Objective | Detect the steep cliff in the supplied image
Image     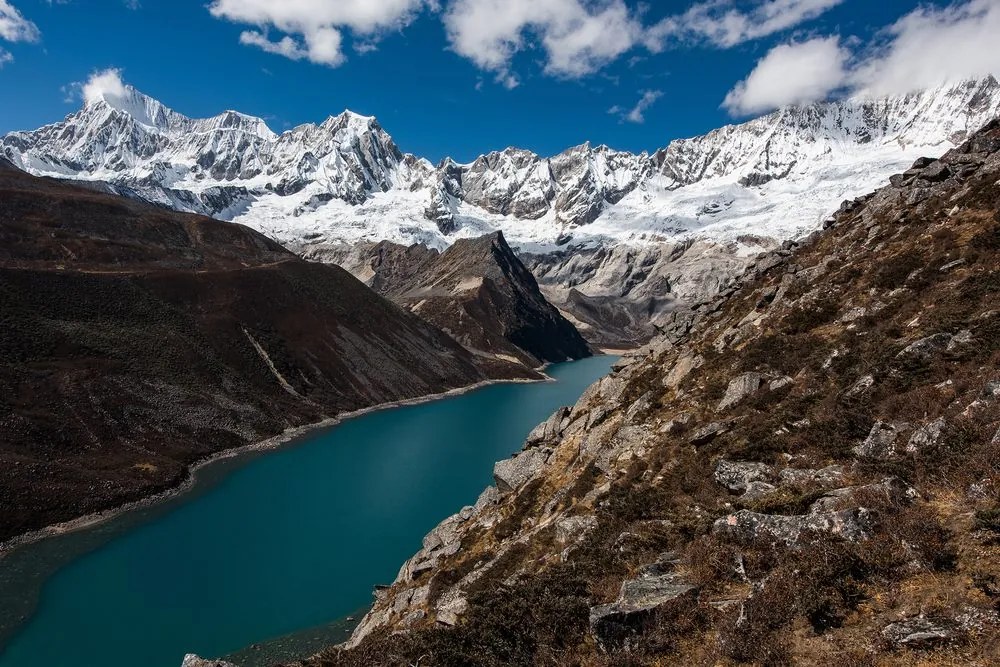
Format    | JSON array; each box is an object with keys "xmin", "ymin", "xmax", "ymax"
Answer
[{"xmin": 324, "ymin": 232, "xmax": 591, "ymax": 368}]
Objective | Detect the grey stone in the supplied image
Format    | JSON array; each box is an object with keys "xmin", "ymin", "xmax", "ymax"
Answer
[
  {"xmin": 854, "ymin": 421, "xmax": 904, "ymax": 459},
  {"xmin": 810, "ymin": 477, "xmax": 917, "ymax": 513},
  {"xmin": 589, "ymin": 573, "xmax": 697, "ymax": 649},
  {"xmin": 713, "ymin": 508, "xmax": 876, "ymax": 546},
  {"xmin": 663, "ymin": 353, "xmax": 703, "ymax": 389},
  {"xmin": 525, "ymin": 406, "xmax": 571, "ymax": 447},
  {"xmin": 846, "ymin": 374, "xmax": 875, "ymax": 397},
  {"xmin": 882, "ymin": 617, "xmax": 959, "ymax": 647},
  {"xmin": 714, "ymin": 460, "xmax": 775, "ymax": 493},
  {"xmin": 493, "ymin": 447, "xmax": 548, "ymax": 494},
  {"xmin": 778, "ymin": 465, "xmax": 846, "ymax": 488},
  {"xmin": 689, "ymin": 421, "xmax": 728, "ymax": 446},
  {"xmin": 181, "ymin": 656, "xmax": 238, "ymax": 667},
  {"xmin": 917, "ymin": 160, "xmax": 951, "ymax": 183},
  {"xmin": 896, "ymin": 333, "xmax": 953, "ymax": 362},
  {"xmin": 907, "ymin": 417, "xmax": 946, "ymax": 453},
  {"xmin": 718, "ymin": 372, "xmax": 765, "ymax": 410},
  {"xmin": 555, "ymin": 514, "xmax": 598, "ymax": 545}
]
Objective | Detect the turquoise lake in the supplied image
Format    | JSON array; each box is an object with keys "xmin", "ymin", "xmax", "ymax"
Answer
[{"xmin": 0, "ymin": 355, "xmax": 616, "ymax": 667}]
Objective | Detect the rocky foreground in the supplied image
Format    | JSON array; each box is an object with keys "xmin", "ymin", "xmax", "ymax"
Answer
[{"xmin": 290, "ymin": 121, "xmax": 1000, "ymax": 664}]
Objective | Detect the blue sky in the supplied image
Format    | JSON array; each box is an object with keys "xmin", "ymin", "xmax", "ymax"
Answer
[{"xmin": 0, "ymin": 1, "xmax": 995, "ymax": 163}]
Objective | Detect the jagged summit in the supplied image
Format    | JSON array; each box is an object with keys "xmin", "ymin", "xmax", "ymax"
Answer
[{"xmin": 3, "ymin": 77, "xmax": 999, "ymax": 252}]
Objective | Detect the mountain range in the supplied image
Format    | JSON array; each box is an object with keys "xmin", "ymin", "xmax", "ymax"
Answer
[{"xmin": 5, "ymin": 77, "xmax": 1000, "ymax": 346}]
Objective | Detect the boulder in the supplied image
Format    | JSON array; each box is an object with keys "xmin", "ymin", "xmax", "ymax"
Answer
[
  {"xmin": 555, "ymin": 514, "xmax": 598, "ymax": 545},
  {"xmin": 882, "ymin": 617, "xmax": 959, "ymax": 647},
  {"xmin": 717, "ymin": 372, "xmax": 764, "ymax": 410},
  {"xmin": 181, "ymin": 657, "xmax": 238, "ymax": 667},
  {"xmin": 778, "ymin": 465, "xmax": 846, "ymax": 488},
  {"xmin": 689, "ymin": 421, "xmax": 728, "ymax": 446},
  {"xmin": 810, "ymin": 477, "xmax": 916, "ymax": 513},
  {"xmin": 589, "ymin": 573, "xmax": 697, "ymax": 649},
  {"xmin": 493, "ymin": 448, "xmax": 548, "ymax": 494},
  {"xmin": 714, "ymin": 460, "xmax": 775, "ymax": 493},
  {"xmin": 916, "ymin": 160, "xmax": 951, "ymax": 183},
  {"xmin": 663, "ymin": 352, "xmax": 704, "ymax": 389},
  {"xmin": 713, "ymin": 508, "xmax": 876, "ymax": 546},
  {"xmin": 896, "ymin": 333, "xmax": 953, "ymax": 362},
  {"xmin": 854, "ymin": 421, "xmax": 904, "ymax": 459},
  {"xmin": 525, "ymin": 406, "xmax": 570, "ymax": 447},
  {"xmin": 907, "ymin": 417, "xmax": 946, "ymax": 453}
]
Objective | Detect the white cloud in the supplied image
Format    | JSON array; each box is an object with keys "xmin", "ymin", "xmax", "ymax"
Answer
[
  {"xmin": 722, "ymin": 0, "xmax": 1000, "ymax": 116},
  {"xmin": 852, "ymin": 0, "xmax": 1000, "ymax": 96},
  {"xmin": 723, "ymin": 36, "xmax": 848, "ymax": 115},
  {"xmin": 207, "ymin": 0, "xmax": 427, "ymax": 67},
  {"xmin": 610, "ymin": 89, "xmax": 663, "ymax": 123},
  {"xmin": 443, "ymin": 0, "xmax": 644, "ymax": 81},
  {"xmin": 0, "ymin": 47, "xmax": 12, "ymax": 67},
  {"xmin": 0, "ymin": 1, "xmax": 40, "ymax": 43},
  {"xmin": 648, "ymin": 0, "xmax": 844, "ymax": 49},
  {"xmin": 81, "ymin": 68, "xmax": 128, "ymax": 105},
  {"xmin": 443, "ymin": 0, "xmax": 842, "ymax": 86}
]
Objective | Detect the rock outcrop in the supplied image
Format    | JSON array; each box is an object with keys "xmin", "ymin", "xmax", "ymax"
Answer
[{"xmin": 317, "ymin": 231, "xmax": 591, "ymax": 369}]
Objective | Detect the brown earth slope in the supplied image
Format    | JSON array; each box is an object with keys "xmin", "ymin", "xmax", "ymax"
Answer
[
  {"xmin": 307, "ymin": 122, "xmax": 1000, "ymax": 665},
  {"xmin": 314, "ymin": 232, "xmax": 592, "ymax": 370},
  {"xmin": 0, "ymin": 163, "xmax": 533, "ymax": 543}
]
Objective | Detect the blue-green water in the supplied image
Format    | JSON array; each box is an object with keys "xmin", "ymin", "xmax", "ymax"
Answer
[{"xmin": 0, "ymin": 356, "xmax": 615, "ymax": 667}]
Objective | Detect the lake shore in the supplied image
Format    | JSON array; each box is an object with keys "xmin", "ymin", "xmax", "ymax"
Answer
[{"xmin": 0, "ymin": 372, "xmax": 556, "ymax": 560}]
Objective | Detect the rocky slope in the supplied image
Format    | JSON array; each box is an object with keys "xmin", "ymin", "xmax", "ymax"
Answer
[
  {"xmin": 0, "ymin": 163, "xmax": 537, "ymax": 543},
  {"xmin": 314, "ymin": 232, "xmax": 591, "ymax": 368},
  {"xmin": 303, "ymin": 120, "xmax": 1000, "ymax": 665},
  {"xmin": 6, "ymin": 79, "xmax": 1000, "ymax": 347}
]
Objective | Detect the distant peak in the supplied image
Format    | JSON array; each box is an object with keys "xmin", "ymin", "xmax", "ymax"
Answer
[{"xmin": 84, "ymin": 81, "xmax": 183, "ymax": 130}]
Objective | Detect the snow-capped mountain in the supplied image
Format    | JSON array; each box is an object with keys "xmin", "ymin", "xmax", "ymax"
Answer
[
  {"xmin": 5, "ymin": 76, "xmax": 999, "ymax": 256},
  {"xmin": 4, "ymin": 76, "xmax": 1000, "ymax": 345}
]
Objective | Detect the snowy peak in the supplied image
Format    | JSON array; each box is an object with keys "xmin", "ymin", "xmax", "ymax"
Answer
[
  {"xmin": 3, "ymin": 77, "xmax": 1000, "ymax": 252},
  {"xmin": 652, "ymin": 76, "xmax": 1000, "ymax": 189},
  {"xmin": 84, "ymin": 84, "xmax": 185, "ymax": 131}
]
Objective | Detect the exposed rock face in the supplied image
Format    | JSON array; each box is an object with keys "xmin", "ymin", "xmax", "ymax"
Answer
[
  {"xmin": 589, "ymin": 572, "xmax": 697, "ymax": 650},
  {"xmin": 0, "ymin": 163, "xmax": 523, "ymax": 543},
  {"xmin": 313, "ymin": 232, "xmax": 591, "ymax": 369},
  {"xmin": 881, "ymin": 617, "xmax": 960, "ymax": 647},
  {"xmin": 311, "ymin": 120, "xmax": 1000, "ymax": 666},
  {"xmin": 713, "ymin": 508, "xmax": 876, "ymax": 546},
  {"xmin": 181, "ymin": 656, "xmax": 238, "ymax": 667}
]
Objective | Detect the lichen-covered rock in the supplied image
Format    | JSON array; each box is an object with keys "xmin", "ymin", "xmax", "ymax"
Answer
[
  {"xmin": 555, "ymin": 514, "xmax": 598, "ymax": 545},
  {"xmin": 906, "ymin": 417, "xmax": 946, "ymax": 453},
  {"xmin": 777, "ymin": 465, "xmax": 846, "ymax": 488},
  {"xmin": 717, "ymin": 372, "xmax": 765, "ymax": 410},
  {"xmin": 525, "ymin": 406, "xmax": 570, "ymax": 447},
  {"xmin": 181, "ymin": 656, "xmax": 238, "ymax": 667},
  {"xmin": 810, "ymin": 477, "xmax": 916, "ymax": 514},
  {"xmin": 896, "ymin": 333, "xmax": 953, "ymax": 362},
  {"xmin": 689, "ymin": 421, "xmax": 728, "ymax": 446},
  {"xmin": 589, "ymin": 573, "xmax": 697, "ymax": 649},
  {"xmin": 493, "ymin": 447, "xmax": 549, "ymax": 494},
  {"xmin": 854, "ymin": 421, "xmax": 905, "ymax": 459},
  {"xmin": 714, "ymin": 460, "xmax": 775, "ymax": 493},
  {"xmin": 882, "ymin": 617, "xmax": 959, "ymax": 647},
  {"xmin": 713, "ymin": 508, "xmax": 876, "ymax": 546}
]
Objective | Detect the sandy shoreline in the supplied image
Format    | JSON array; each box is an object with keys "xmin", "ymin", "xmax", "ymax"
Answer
[{"xmin": 0, "ymin": 372, "xmax": 554, "ymax": 559}]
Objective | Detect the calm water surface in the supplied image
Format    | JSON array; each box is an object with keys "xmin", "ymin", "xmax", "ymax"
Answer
[{"xmin": 0, "ymin": 356, "xmax": 616, "ymax": 667}]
